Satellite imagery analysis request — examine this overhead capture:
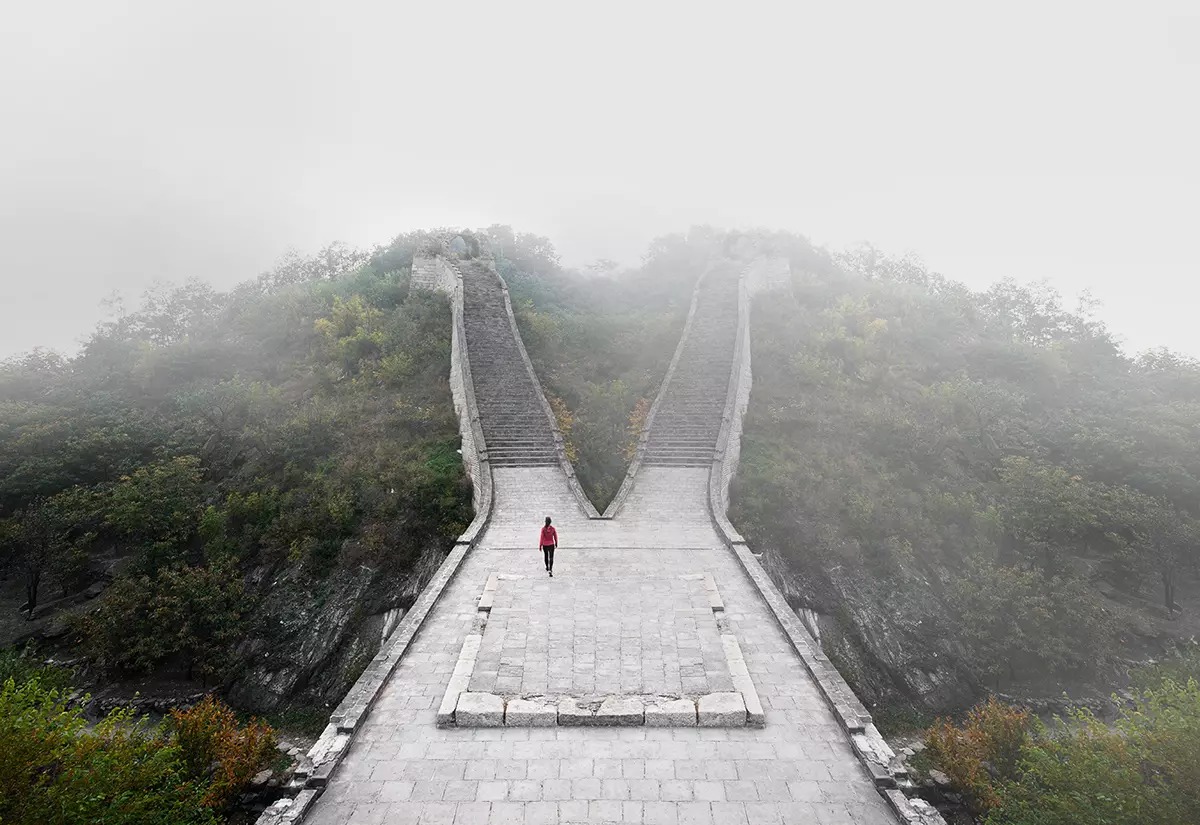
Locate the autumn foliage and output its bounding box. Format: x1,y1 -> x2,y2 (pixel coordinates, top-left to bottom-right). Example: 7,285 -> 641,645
925,697 -> 1030,811
0,675 -> 276,825
169,695 -> 278,810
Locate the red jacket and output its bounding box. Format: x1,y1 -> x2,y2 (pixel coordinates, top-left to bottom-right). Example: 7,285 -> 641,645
539,525 -> 558,546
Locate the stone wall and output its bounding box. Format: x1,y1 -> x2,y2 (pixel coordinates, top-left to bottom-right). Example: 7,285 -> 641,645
411,252 -> 459,295
257,253 -> 494,825
705,256 -> 946,825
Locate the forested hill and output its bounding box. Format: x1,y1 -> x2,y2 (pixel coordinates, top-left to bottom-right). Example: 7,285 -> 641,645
732,243 -> 1200,714
4,222 -> 1199,735
0,232 -> 472,716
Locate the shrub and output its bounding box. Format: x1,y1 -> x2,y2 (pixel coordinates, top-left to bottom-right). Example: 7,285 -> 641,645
83,560 -> 248,680
925,697 -> 1030,811
986,708 -> 1170,825
0,647 -> 75,692
169,695 -> 277,810
928,680 -> 1200,825
0,677 -> 218,825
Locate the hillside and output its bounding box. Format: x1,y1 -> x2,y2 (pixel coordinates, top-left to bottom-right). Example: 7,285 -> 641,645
732,243 -> 1200,717
4,224 -> 1200,824
0,233 -> 472,720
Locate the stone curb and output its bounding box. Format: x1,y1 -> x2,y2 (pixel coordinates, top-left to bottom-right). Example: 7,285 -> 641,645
257,254 -> 495,825
602,264 -> 713,519
704,258 -> 947,825
439,691 -> 778,728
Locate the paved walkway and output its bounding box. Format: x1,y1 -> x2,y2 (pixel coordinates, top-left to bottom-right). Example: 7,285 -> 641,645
472,575 -> 732,697
304,467 -> 895,825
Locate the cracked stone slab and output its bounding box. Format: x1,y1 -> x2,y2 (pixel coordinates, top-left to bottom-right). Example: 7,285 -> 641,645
455,692 -> 504,727
698,691 -> 747,726
645,697 -> 697,726
505,697 -> 556,726
595,695 -> 644,726
557,696 -> 598,726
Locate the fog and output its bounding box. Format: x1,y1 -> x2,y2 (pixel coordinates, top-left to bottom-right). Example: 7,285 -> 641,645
2,0 -> 1198,358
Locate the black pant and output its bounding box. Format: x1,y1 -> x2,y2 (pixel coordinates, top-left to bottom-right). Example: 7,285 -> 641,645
542,545 -> 555,571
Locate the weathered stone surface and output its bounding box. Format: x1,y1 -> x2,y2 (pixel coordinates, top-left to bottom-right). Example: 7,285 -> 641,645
595,696 -> 644,726
470,576 -> 732,696
556,696 -> 596,726
505,697 -> 556,726
455,692 -> 504,727
645,697 -> 697,726
698,691 -> 747,727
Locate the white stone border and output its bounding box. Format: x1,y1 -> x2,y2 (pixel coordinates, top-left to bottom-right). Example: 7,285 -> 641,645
257,254 -> 495,825
704,257 -> 946,825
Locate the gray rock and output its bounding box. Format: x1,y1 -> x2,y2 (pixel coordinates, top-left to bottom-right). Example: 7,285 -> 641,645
928,768 -> 952,788
505,697 -> 556,726
698,692 -> 747,727
645,698 -> 697,727
557,696 -> 597,726
455,692 -> 504,727
595,696 -> 644,726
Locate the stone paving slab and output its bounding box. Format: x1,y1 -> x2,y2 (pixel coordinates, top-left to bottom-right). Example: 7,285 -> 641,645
471,577 -> 732,697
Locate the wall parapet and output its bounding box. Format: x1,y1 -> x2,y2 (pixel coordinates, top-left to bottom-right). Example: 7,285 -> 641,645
704,257 -> 946,825
257,252 -> 493,825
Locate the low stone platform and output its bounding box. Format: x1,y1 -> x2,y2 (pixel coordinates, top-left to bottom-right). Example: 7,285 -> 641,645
438,573 -> 764,728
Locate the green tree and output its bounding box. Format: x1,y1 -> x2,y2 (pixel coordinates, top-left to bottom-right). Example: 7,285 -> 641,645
84,560 -> 248,681
946,557 -> 1118,687
104,456 -> 205,570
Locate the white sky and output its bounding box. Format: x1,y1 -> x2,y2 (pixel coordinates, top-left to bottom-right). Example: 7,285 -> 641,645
1,0 -> 1197,358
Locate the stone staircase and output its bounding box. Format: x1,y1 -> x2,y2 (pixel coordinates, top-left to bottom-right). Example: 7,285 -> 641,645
642,263 -> 740,466
460,259 -> 558,467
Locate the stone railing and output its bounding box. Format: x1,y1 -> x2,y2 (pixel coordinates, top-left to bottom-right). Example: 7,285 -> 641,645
256,253 -> 494,825
704,257 -> 946,825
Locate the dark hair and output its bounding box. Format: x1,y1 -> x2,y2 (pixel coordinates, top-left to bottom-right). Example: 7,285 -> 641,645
544,516 -> 552,525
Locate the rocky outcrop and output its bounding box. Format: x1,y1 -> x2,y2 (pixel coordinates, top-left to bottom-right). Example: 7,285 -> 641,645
761,549 -> 976,713
227,541 -> 442,713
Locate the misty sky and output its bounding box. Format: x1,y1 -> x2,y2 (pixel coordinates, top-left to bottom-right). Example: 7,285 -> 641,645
2,1 -> 1198,359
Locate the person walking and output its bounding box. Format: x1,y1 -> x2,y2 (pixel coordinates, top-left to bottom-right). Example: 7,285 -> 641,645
539,516 -> 558,577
